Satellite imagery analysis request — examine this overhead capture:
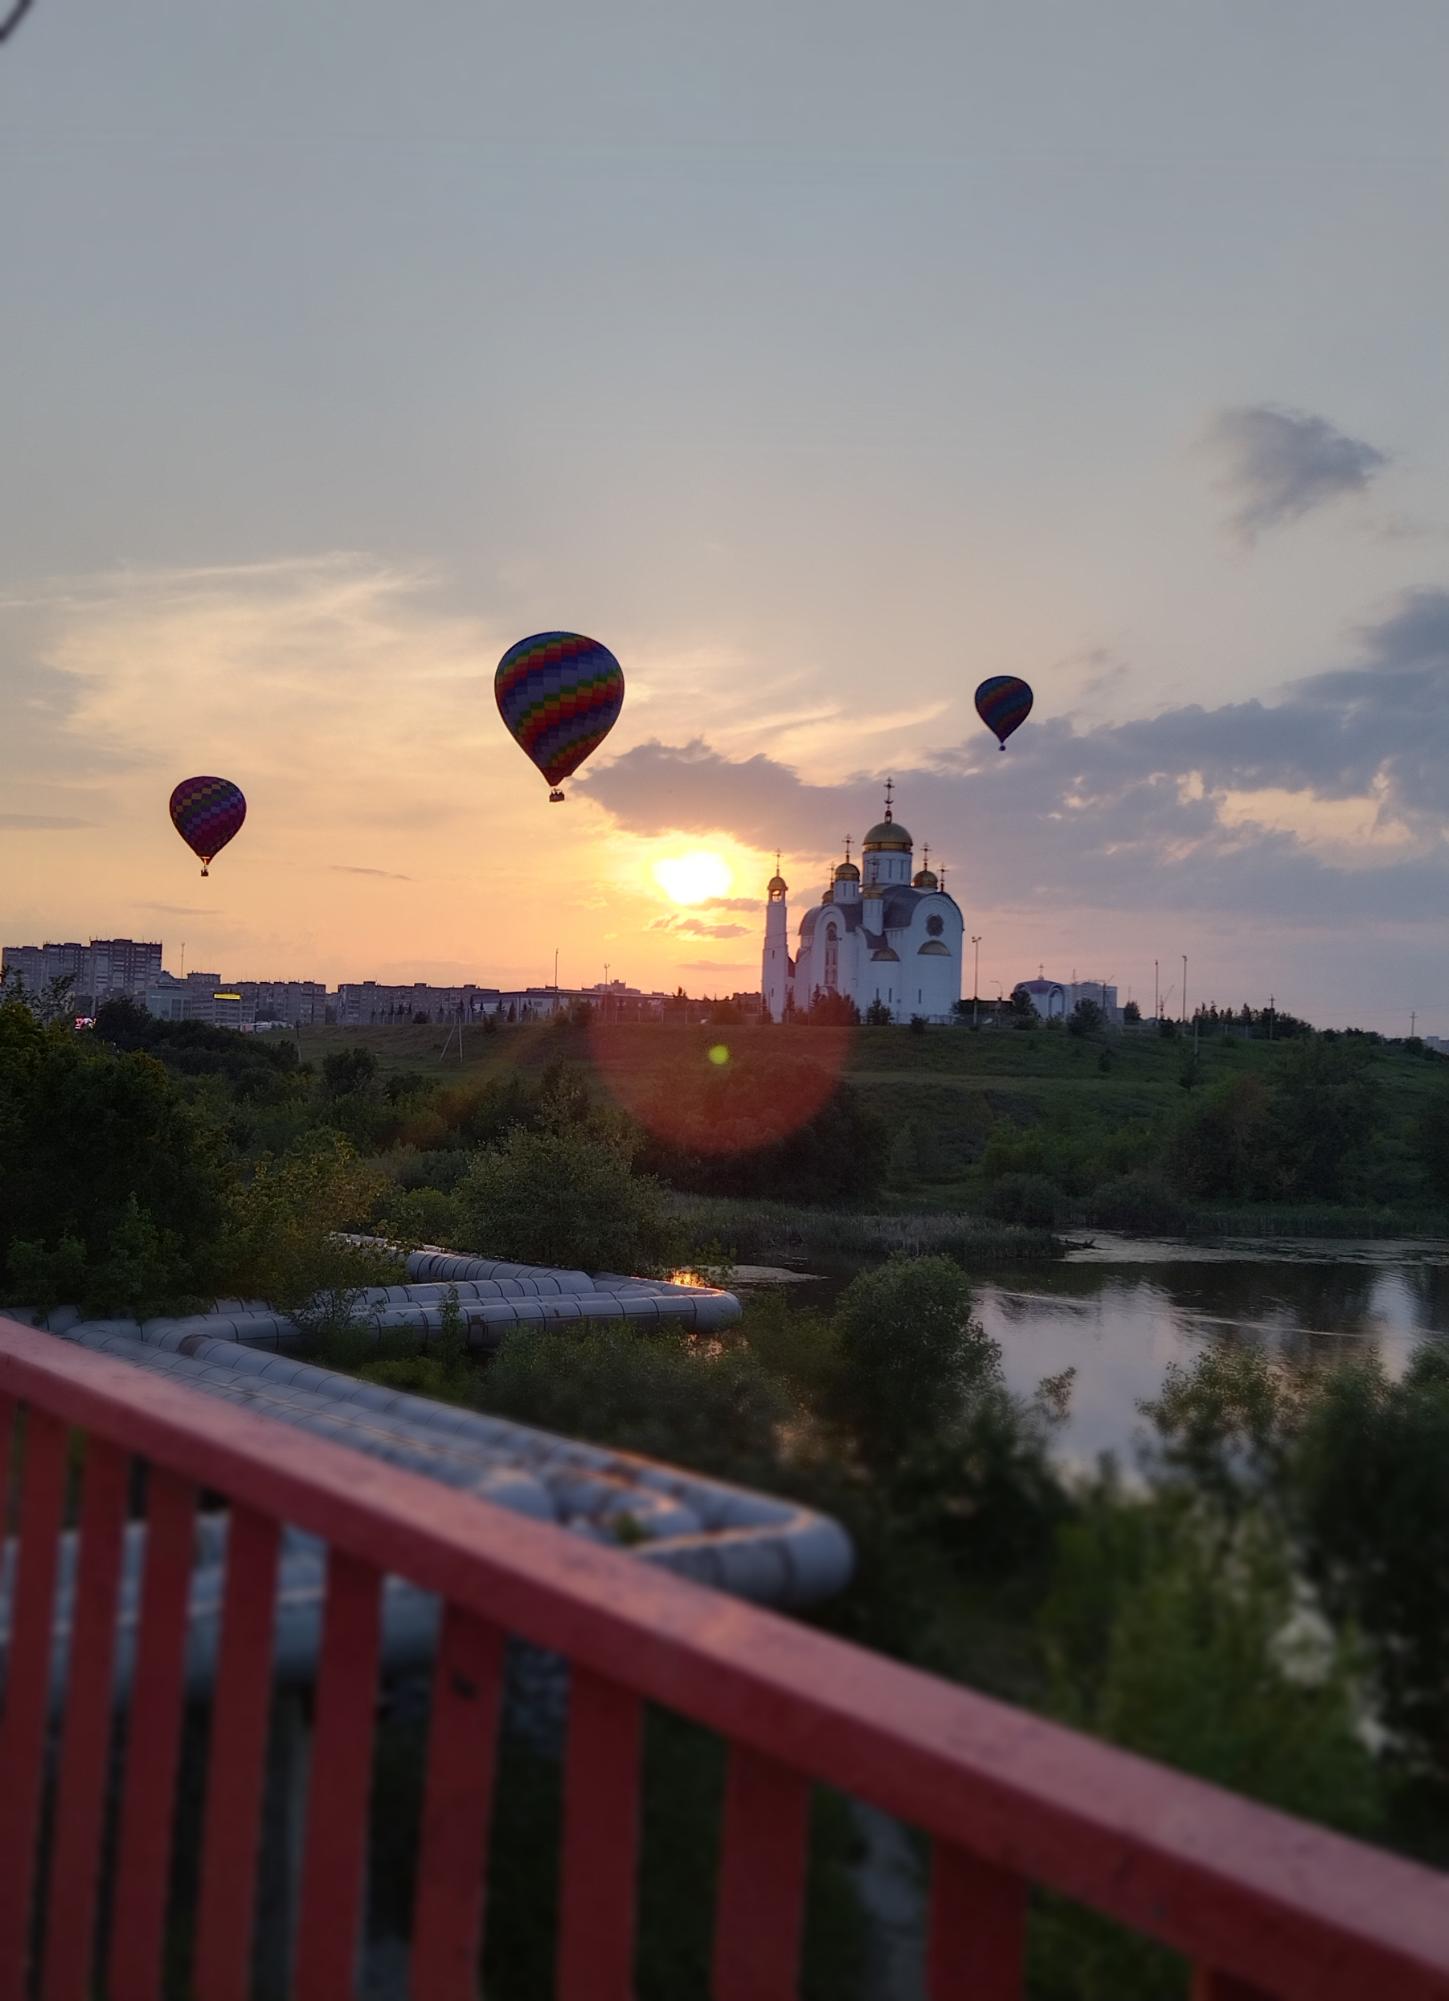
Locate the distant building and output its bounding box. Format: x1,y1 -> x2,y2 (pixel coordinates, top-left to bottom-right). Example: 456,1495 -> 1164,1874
2,938 -> 161,1007
1017,978 -> 1067,1021
1015,977 -> 1121,1024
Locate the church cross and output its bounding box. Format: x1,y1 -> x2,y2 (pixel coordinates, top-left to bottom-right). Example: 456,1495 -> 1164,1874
883,777 -> 894,822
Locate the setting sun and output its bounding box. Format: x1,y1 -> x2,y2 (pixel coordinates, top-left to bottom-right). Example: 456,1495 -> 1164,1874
651,851 -> 734,906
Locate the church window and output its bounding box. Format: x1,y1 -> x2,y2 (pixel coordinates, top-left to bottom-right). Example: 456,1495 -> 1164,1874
926,915 -> 944,937
824,922 -> 839,992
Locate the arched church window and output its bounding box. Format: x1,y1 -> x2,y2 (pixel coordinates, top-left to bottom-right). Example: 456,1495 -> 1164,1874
824,922 -> 839,993
926,914 -> 944,937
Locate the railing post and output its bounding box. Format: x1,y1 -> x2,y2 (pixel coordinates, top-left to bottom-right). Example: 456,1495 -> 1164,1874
41,1438 -> 130,2001
193,1507 -> 281,2001
291,1549 -> 382,1994
711,1746 -> 810,2001
557,1670 -> 643,2001
926,1842 -> 1026,1998
0,1411 -> 69,2001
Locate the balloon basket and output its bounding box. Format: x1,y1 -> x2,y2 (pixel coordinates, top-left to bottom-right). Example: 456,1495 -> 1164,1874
200,865 -> 209,877
549,789 -> 565,802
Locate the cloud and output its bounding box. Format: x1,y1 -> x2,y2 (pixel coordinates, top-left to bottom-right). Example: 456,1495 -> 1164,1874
329,865 -> 414,881
648,913 -> 750,938
678,960 -> 755,975
0,813 -> 94,829
134,902 -> 217,916
579,589 -> 1449,937
1209,405 -> 1389,542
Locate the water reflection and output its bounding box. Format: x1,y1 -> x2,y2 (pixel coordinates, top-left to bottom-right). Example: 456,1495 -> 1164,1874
739,1235 -> 1449,1470
975,1236 -> 1449,1466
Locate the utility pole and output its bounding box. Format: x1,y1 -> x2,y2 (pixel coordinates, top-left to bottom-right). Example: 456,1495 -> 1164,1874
1268,994 -> 1275,1041
1182,954 -> 1188,1028
971,936 -> 982,1027
1153,959 -> 1159,1022
1411,1010 -> 1417,1039
554,947 -> 559,992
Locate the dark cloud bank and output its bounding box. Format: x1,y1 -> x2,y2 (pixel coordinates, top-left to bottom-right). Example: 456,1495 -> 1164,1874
578,592 -> 1449,934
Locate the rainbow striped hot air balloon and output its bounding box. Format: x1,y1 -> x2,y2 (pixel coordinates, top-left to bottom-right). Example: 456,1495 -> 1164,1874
495,633 -> 625,801
169,776 -> 246,876
974,675 -> 1034,751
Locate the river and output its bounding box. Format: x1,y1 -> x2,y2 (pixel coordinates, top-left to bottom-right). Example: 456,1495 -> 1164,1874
732,1235 -> 1449,1470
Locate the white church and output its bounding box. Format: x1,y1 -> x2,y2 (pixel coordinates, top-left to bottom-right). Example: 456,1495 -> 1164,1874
761,785 -> 964,1023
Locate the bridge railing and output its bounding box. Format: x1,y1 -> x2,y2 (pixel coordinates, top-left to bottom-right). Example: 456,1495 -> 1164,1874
2,1316 -> 1447,2001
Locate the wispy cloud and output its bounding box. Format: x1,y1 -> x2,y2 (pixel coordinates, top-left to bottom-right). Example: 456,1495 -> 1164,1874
647,913 -> 750,938
1209,405 -> 1389,543
330,865 -> 414,881
0,813 -> 94,829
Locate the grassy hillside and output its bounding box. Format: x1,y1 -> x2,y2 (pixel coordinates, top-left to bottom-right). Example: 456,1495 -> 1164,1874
291,1017 -> 1447,1230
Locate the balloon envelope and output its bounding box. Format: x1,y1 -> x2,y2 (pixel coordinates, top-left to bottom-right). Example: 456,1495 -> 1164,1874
170,776 -> 246,875
974,675 -> 1034,749
495,633 -> 624,799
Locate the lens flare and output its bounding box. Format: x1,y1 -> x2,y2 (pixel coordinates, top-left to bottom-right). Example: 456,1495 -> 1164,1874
589,1021 -> 852,1157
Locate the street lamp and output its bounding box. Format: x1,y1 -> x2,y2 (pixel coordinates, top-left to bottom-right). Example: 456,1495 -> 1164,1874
971,936 -> 982,1027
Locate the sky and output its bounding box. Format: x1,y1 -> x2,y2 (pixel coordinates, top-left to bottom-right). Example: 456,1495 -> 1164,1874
2,2 -> 1447,1028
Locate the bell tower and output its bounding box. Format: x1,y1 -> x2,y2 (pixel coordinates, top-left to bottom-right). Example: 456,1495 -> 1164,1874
762,855 -> 791,1022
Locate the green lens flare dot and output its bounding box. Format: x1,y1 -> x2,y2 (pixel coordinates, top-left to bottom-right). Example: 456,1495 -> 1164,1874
707,1044 -> 730,1066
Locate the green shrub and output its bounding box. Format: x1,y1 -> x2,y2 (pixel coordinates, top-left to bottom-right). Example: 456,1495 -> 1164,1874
454,1125 -> 677,1275
829,1256 -> 997,1462
1032,1491 -> 1384,2000
376,1185 -> 458,1248
216,1130 -> 398,1324
1085,1172 -> 1191,1235
481,1324 -> 789,1483
979,1172 -> 1062,1230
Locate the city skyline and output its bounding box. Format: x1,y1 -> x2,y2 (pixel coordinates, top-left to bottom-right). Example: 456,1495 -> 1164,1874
3,6 -> 1448,1033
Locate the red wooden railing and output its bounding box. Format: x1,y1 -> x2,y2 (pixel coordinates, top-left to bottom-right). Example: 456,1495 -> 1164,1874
2,1315 -> 1448,2000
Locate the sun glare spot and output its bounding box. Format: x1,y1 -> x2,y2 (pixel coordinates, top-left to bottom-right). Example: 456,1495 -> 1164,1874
652,851 -> 733,905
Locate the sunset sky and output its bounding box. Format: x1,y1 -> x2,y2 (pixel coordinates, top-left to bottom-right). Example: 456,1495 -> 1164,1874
3,3 -> 1447,1028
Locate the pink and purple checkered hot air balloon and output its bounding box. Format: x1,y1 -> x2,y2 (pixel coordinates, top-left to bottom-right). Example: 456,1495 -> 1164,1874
169,776 -> 246,877
974,675 -> 1034,751
495,632 -> 625,801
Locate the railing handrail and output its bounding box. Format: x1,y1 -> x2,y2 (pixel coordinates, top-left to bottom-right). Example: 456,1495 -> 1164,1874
3,1315 -> 1446,2000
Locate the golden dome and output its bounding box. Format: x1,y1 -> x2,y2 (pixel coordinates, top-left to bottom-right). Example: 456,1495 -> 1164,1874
833,858 -> 860,881
767,873 -> 787,896
913,868 -> 938,889
862,820 -> 912,852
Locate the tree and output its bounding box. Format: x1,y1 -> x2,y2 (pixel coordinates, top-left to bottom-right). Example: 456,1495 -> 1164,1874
863,999 -> 892,1027
0,994 -> 229,1309
215,1131 -> 395,1328
1412,1089 -> 1449,1204
1068,998 -> 1105,1038
830,1256 -> 999,1463
453,1125 -> 677,1275
322,1046 -> 379,1099
1007,985 -> 1037,1028
1122,999 -> 1141,1025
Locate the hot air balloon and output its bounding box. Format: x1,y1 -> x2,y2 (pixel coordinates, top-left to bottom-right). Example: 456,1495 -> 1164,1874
975,676 -> 1034,751
495,633 -> 624,801
169,776 -> 246,876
